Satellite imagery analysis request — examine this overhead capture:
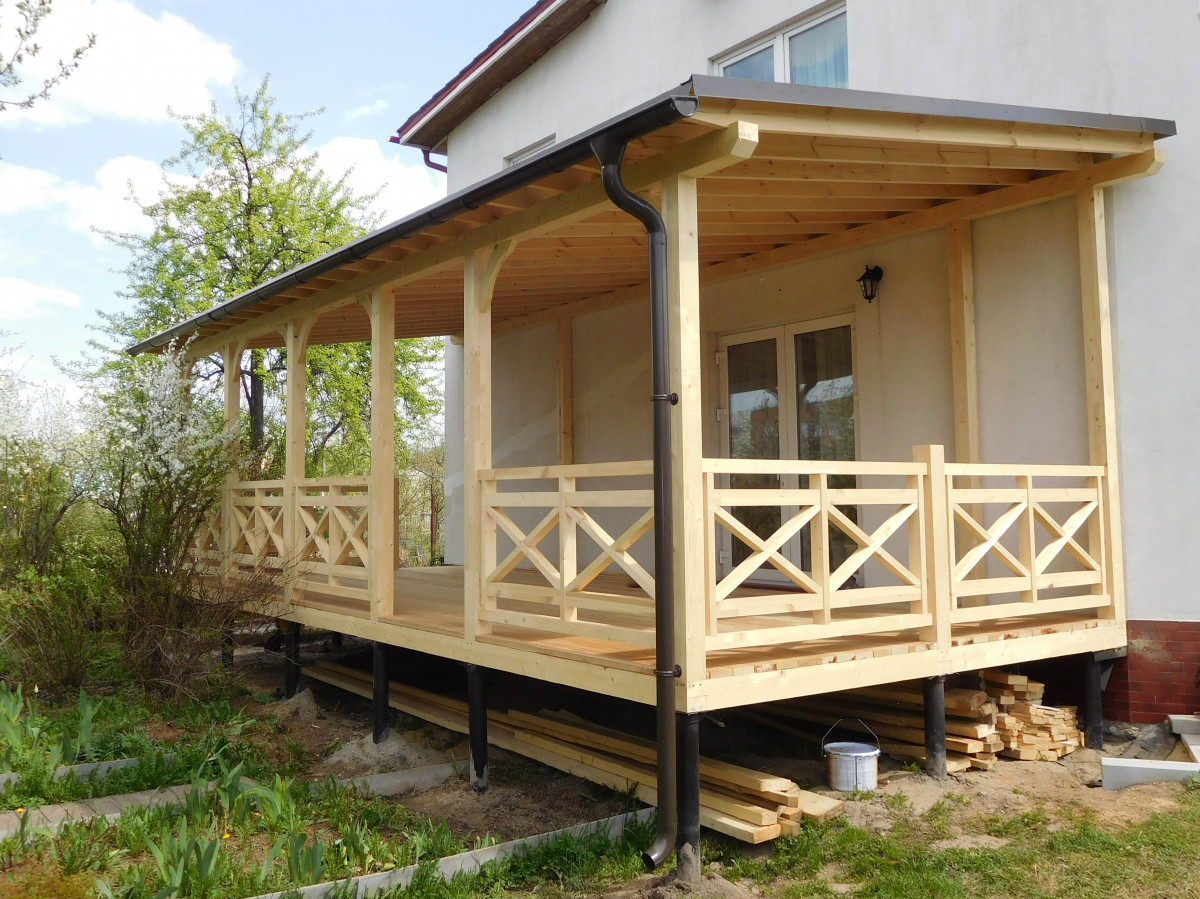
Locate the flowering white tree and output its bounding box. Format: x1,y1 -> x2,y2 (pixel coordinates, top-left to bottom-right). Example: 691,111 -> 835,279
87,344 -> 248,691
0,345 -> 87,576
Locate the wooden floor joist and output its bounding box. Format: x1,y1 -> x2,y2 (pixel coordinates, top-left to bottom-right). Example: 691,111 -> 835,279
303,660 -> 843,843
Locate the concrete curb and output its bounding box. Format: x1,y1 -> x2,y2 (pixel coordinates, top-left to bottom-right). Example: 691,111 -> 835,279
0,753 -> 177,792
335,762 -> 458,797
1101,756 -> 1200,789
0,783 -> 196,841
245,807 -> 655,899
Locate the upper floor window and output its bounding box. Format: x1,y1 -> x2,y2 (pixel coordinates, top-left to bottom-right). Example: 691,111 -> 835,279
716,7 -> 847,89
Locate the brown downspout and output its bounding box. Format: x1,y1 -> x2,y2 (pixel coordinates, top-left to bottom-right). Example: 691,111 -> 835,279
590,131 -> 679,871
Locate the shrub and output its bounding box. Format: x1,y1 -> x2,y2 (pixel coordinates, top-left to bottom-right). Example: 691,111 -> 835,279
88,345 -> 275,696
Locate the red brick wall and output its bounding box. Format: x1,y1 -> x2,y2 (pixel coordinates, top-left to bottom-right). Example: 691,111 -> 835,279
1105,620 -> 1200,723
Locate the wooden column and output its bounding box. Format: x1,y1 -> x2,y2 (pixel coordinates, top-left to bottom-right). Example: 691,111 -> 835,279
1077,187 -> 1126,622
220,340 -> 245,577
947,221 -> 980,467
283,318 -> 314,600
557,317 -> 574,465
947,221 -> 984,602
662,174 -> 707,696
363,288 -> 396,621
915,444 -> 951,648
463,243 -> 513,641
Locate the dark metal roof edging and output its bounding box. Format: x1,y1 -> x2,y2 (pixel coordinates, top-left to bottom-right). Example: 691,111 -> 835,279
127,85 -> 699,356
689,75 -> 1177,139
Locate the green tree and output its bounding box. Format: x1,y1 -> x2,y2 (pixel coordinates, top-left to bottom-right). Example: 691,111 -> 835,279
95,78 -> 440,472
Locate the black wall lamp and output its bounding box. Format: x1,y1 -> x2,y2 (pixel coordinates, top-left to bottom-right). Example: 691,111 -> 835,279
857,265 -> 884,302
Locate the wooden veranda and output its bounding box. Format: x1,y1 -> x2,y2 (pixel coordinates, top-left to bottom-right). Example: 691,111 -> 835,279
168,77 -> 1171,714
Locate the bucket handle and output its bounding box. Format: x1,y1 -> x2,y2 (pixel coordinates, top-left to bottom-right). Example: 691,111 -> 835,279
821,718 -> 880,755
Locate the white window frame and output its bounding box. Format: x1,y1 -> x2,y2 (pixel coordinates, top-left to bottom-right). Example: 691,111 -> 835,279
716,311 -> 859,581
504,133 -> 556,168
712,4 -> 847,85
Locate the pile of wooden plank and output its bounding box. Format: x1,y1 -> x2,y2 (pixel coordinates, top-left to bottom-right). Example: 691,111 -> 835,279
979,669 -> 1083,760
304,660 -> 842,844
751,681 -> 1004,772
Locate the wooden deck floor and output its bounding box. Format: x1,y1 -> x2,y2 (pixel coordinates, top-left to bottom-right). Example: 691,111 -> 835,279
291,565 -> 1121,689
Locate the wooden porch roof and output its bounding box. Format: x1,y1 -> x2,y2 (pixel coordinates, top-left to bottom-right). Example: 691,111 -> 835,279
140,77 -> 1172,358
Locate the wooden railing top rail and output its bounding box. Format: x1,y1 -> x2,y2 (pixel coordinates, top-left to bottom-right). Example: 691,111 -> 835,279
945,462 -> 1104,478
481,460 -> 653,481
703,458 -> 926,476
296,476 -> 371,488
230,479 -> 287,490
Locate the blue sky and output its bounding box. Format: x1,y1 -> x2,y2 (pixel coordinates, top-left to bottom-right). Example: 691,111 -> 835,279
0,0 -> 532,391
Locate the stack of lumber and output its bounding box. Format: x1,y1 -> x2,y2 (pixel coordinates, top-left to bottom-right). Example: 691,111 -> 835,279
304,660 -> 842,844
978,669 -> 1083,760
753,682 -> 1004,772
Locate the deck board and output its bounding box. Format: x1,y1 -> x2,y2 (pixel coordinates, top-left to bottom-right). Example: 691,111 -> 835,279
282,564 -> 1122,709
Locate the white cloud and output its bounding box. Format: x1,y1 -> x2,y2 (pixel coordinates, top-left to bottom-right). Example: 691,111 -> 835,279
315,137 -> 446,225
1,0 -> 238,128
345,99 -> 390,121
0,155 -> 176,244
0,278 -> 83,320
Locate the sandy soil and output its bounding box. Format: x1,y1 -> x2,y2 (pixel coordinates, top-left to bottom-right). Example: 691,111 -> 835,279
230,634 -> 1193,883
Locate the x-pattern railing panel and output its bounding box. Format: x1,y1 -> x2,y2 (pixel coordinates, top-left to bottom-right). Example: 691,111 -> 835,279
945,466 -> 1108,621
479,462 -> 656,644
703,460 -> 928,648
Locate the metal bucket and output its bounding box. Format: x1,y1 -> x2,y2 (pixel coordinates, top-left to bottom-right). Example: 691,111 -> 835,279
822,720 -> 881,792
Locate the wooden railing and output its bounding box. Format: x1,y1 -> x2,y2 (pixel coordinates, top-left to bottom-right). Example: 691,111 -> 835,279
294,477 -> 371,608
702,458 -> 931,650
228,481 -> 288,570
945,463 -> 1108,623
201,476 -> 377,615
479,461 -> 656,647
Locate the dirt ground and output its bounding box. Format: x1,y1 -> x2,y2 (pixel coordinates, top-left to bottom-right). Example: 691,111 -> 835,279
229,631 -> 1192,856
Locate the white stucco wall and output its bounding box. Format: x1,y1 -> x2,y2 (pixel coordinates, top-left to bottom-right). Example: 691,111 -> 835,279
438,0 -> 1200,620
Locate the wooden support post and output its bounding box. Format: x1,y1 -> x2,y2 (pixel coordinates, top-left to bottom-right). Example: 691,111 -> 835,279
662,174 -> 707,700
372,641 -> 390,744
466,663 -> 489,792
915,445 -> 951,648
947,221 -> 985,603
220,341 -> 244,580
923,675 -> 948,778
947,221 -> 980,469
464,242 -> 514,641
557,317 -> 574,465
284,622 -> 301,699
283,319 -> 314,602
363,289 -> 396,621
1077,188 -> 1126,623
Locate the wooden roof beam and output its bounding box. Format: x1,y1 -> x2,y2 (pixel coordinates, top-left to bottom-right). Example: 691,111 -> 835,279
715,159 -> 1033,184
752,133 -> 1096,170
694,104 -> 1156,156
699,148 -> 1163,284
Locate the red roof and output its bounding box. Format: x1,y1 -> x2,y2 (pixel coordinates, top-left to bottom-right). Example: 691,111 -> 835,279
392,0 -> 606,155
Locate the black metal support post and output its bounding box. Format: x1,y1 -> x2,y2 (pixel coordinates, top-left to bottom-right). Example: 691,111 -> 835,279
466,664 -> 489,793
220,629 -> 234,669
372,642 -> 390,744
675,712 -> 702,886
923,675 -> 948,778
1083,653 -> 1105,749
284,622 -> 301,699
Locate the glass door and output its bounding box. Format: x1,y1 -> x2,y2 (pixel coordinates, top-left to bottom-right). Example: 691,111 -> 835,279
720,317 -> 856,582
